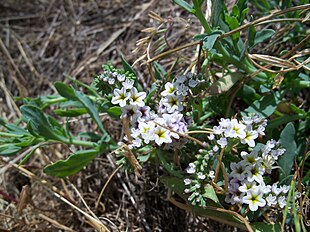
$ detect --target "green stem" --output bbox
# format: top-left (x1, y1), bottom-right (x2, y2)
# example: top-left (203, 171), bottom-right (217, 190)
top-left (67, 138), bottom-right (96, 147)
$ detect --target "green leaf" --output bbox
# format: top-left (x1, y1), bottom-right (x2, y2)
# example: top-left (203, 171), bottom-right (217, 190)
top-left (278, 123), bottom-right (297, 180)
top-left (74, 90), bottom-right (109, 141)
top-left (244, 91), bottom-right (283, 117)
top-left (224, 15), bottom-right (240, 40)
top-left (21, 105), bottom-right (68, 141)
top-left (54, 108), bottom-right (88, 117)
top-left (200, 31), bottom-right (223, 51)
top-left (54, 82), bottom-right (77, 100)
top-left (267, 114), bottom-right (306, 130)
top-left (157, 150), bottom-right (183, 178)
top-left (0, 144), bottom-right (21, 156)
top-left (43, 149), bottom-right (99, 177)
top-left (248, 25), bottom-right (257, 48)
top-left (211, 0), bottom-right (225, 28)
top-left (251, 222), bottom-right (281, 232)
top-left (121, 55), bottom-right (136, 75)
top-left (206, 72), bottom-right (242, 95)
top-left (173, 0), bottom-right (194, 13)
top-left (145, 82), bottom-right (158, 105)
top-left (254, 29), bottom-right (275, 46)
top-left (202, 184), bottom-right (220, 204)
top-left (107, 106), bottom-right (122, 118)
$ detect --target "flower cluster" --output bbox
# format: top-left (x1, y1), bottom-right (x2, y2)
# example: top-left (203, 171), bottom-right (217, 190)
top-left (209, 115), bottom-right (267, 148)
top-left (98, 68), bottom-right (200, 150)
top-left (183, 114), bottom-right (291, 213)
top-left (183, 150), bottom-right (216, 207)
top-left (226, 140), bottom-right (288, 211)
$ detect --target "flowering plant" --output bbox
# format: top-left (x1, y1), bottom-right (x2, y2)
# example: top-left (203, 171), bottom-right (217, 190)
top-left (0, 0), bottom-right (309, 231)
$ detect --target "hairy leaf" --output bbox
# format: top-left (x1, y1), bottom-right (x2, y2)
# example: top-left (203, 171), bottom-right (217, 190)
top-left (43, 149), bottom-right (99, 177)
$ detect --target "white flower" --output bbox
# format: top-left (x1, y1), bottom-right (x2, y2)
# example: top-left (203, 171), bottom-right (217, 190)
top-left (117, 74), bottom-right (126, 82)
top-left (245, 164), bottom-right (264, 184)
top-left (278, 196), bottom-right (287, 208)
top-left (184, 178), bottom-right (192, 185)
top-left (161, 82), bottom-right (176, 96)
top-left (138, 121), bottom-right (155, 144)
top-left (209, 170), bottom-right (215, 179)
top-left (207, 134), bottom-right (215, 140)
top-left (266, 194), bottom-right (277, 206)
top-left (230, 163), bottom-right (246, 180)
top-left (280, 185), bottom-right (290, 194)
top-left (241, 130), bottom-right (258, 147)
top-left (111, 87), bottom-right (130, 107)
top-left (176, 83), bottom-right (189, 96)
top-left (154, 126), bottom-right (172, 145)
top-left (213, 126), bottom-right (223, 134)
top-left (213, 145), bottom-right (219, 152)
top-left (239, 180), bottom-right (257, 193)
top-left (175, 75), bottom-right (187, 84)
top-left (242, 116), bottom-right (253, 125)
top-left (122, 78), bottom-right (134, 89)
top-left (257, 125), bottom-right (265, 136)
top-left (243, 189), bottom-right (266, 211)
top-left (186, 163), bottom-right (196, 174)
top-left (219, 118), bottom-right (231, 128)
top-left (108, 78), bottom-right (115, 85)
top-left (272, 183), bottom-right (282, 195)
top-left (188, 79), bottom-right (199, 88)
top-left (197, 172), bottom-right (206, 180)
top-left (241, 151), bottom-right (260, 166)
top-left (162, 94), bottom-right (183, 113)
top-left (129, 87), bottom-right (146, 107)
top-left (217, 137), bottom-right (227, 148)
top-left (121, 104), bottom-right (142, 123)
top-left (224, 119), bottom-right (246, 139)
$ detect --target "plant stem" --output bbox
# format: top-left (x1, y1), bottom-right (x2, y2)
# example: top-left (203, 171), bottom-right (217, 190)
top-left (65, 138), bottom-right (96, 147)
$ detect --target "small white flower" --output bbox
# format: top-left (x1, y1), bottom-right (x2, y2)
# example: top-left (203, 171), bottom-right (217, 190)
top-left (245, 164), bottom-right (264, 184)
top-left (243, 189), bottom-right (266, 211)
top-left (241, 130), bottom-right (258, 147)
top-left (161, 82), bottom-right (176, 96)
top-left (217, 137), bottom-right (227, 148)
top-left (207, 133), bottom-right (215, 140)
top-left (154, 126), bottom-right (172, 145)
top-left (117, 74), bottom-right (126, 82)
top-left (278, 196), bottom-right (287, 208)
top-left (176, 83), bottom-right (189, 96)
top-left (224, 119), bottom-right (246, 139)
top-left (266, 194), bottom-right (277, 206)
top-left (280, 185), bottom-right (290, 194)
top-left (186, 163), bottom-right (196, 174)
top-left (213, 145), bottom-right (219, 152)
top-left (213, 126), bottom-right (223, 134)
top-left (184, 178), bottom-right (192, 185)
top-left (122, 78), bottom-right (134, 89)
top-left (175, 75), bottom-right (187, 84)
top-left (162, 94), bottom-right (183, 113)
top-left (121, 104), bottom-right (142, 123)
top-left (239, 180), bottom-right (257, 193)
top-left (129, 87), bottom-right (146, 107)
top-left (197, 172), bottom-right (206, 180)
top-left (272, 183), bottom-right (282, 195)
top-left (209, 170), bottom-right (215, 179)
top-left (257, 125), bottom-right (265, 136)
top-left (188, 79), bottom-right (199, 88)
top-left (111, 87), bottom-right (130, 107)
top-left (184, 188), bottom-right (190, 193)
top-left (108, 78), bottom-right (115, 85)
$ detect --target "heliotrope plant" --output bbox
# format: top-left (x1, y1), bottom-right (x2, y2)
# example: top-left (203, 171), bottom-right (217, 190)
top-left (0, 0), bottom-right (309, 231)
